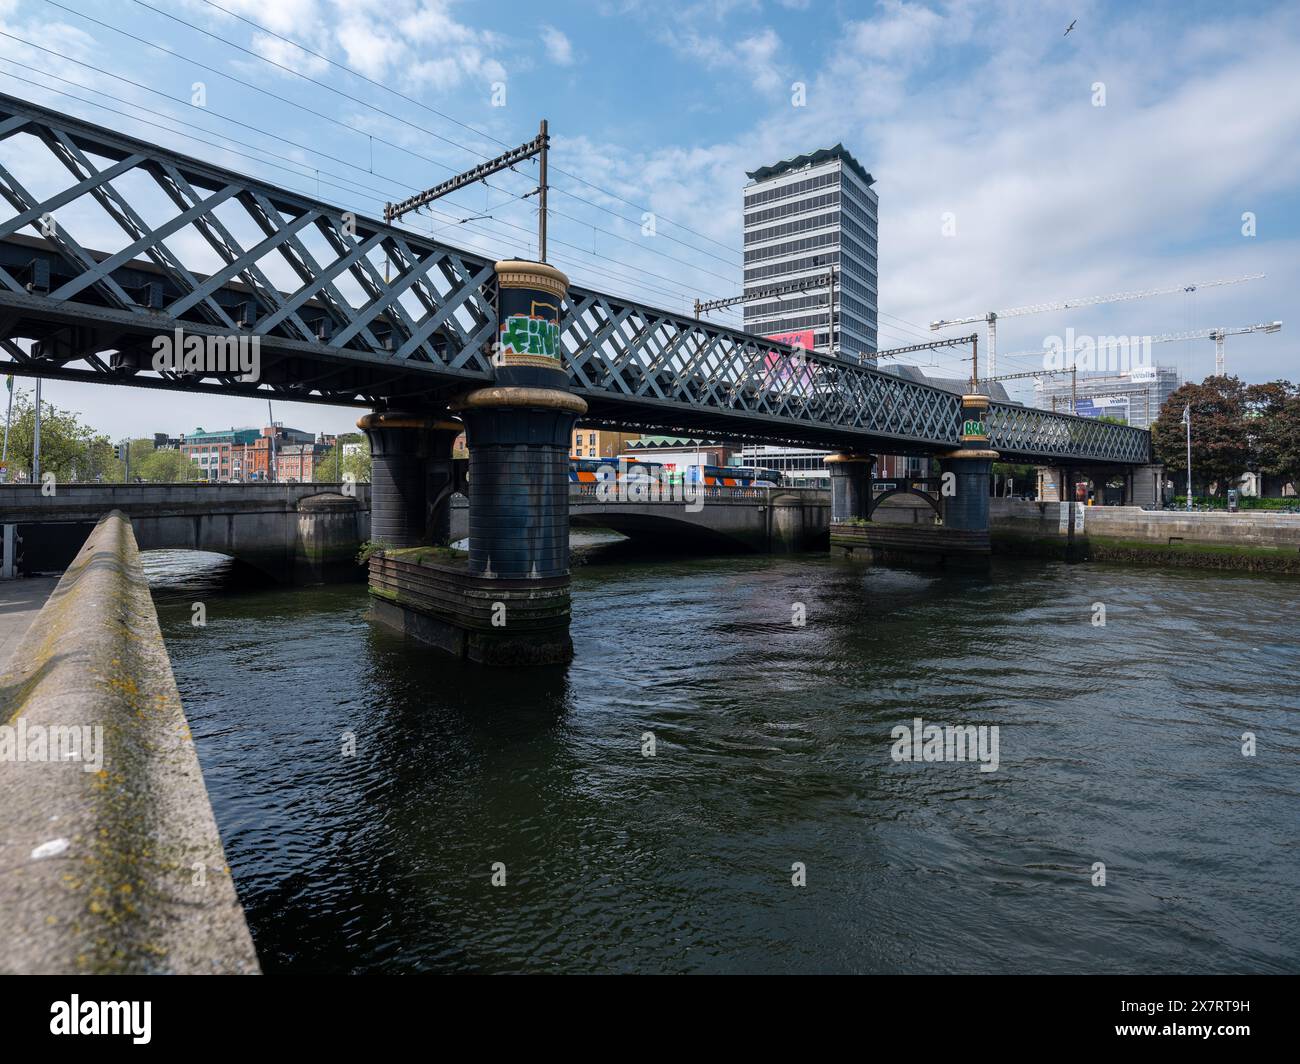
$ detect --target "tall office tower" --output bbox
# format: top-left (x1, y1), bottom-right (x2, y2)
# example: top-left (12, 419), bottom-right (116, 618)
top-left (741, 144), bottom-right (878, 359)
top-left (740, 145), bottom-right (879, 481)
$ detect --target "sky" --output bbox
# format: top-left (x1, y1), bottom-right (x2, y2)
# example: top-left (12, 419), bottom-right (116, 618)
top-left (0, 0), bottom-right (1295, 440)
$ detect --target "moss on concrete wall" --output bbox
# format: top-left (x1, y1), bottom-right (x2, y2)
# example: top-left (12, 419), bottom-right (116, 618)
top-left (0, 511), bottom-right (259, 974)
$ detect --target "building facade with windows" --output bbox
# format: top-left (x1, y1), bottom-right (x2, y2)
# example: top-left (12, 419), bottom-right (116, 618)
top-left (736, 446), bottom-right (831, 487)
top-left (742, 144), bottom-right (879, 359)
top-left (740, 145), bottom-right (880, 483)
top-left (570, 428), bottom-right (641, 460)
top-left (179, 427), bottom-right (261, 481)
top-left (180, 424), bottom-right (316, 481)
top-left (275, 441), bottom-right (333, 483)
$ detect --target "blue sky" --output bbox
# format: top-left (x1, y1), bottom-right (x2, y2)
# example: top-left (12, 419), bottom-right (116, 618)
top-left (0, 0), bottom-right (1295, 439)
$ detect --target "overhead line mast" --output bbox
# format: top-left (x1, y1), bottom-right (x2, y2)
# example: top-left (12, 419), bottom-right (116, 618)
top-left (386, 120), bottom-right (550, 262)
top-left (696, 270), bottom-right (838, 356)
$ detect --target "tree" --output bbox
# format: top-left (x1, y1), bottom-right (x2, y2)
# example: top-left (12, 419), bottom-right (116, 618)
top-left (136, 446), bottom-right (202, 483)
top-left (1152, 375), bottom-right (1250, 497)
top-left (1, 388), bottom-right (117, 483)
top-left (992, 459), bottom-right (1036, 496)
top-left (1246, 379), bottom-right (1300, 492)
top-left (313, 439), bottom-right (370, 483)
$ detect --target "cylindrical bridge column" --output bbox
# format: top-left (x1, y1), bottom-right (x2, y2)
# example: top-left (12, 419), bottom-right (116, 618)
top-left (365, 260), bottom-right (588, 664)
top-left (457, 387), bottom-right (586, 577)
top-left (826, 453), bottom-right (874, 522)
top-left (940, 394), bottom-right (998, 536)
top-left (456, 259), bottom-right (587, 580)
top-left (357, 412), bottom-right (463, 548)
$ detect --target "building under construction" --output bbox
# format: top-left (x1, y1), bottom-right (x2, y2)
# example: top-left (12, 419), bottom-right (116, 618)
top-left (1032, 366), bottom-right (1181, 430)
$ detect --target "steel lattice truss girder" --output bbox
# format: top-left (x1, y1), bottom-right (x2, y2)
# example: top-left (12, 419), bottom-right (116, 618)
top-left (0, 92), bottom-right (1151, 465)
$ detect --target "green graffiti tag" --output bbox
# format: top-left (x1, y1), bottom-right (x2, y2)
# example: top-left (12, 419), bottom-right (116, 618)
top-left (499, 314), bottom-right (560, 358)
top-left (962, 419), bottom-right (986, 437)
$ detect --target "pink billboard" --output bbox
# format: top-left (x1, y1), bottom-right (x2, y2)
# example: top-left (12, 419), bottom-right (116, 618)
top-left (761, 330), bottom-right (817, 392)
top-left (762, 329), bottom-right (815, 352)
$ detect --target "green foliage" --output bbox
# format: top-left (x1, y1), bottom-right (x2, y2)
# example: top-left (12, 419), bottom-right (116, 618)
top-left (313, 440), bottom-right (370, 483)
top-left (135, 446), bottom-right (202, 483)
top-left (1152, 376), bottom-right (1251, 496)
top-left (356, 539), bottom-right (391, 565)
top-left (1172, 494), bottom-right (1298, 511)
top-left (1, 387), bottom-right (116, 482)
top-left (1245, 380), bottom-right (1300, 489)
top-left (1153, 376), bottom-right (1300, 496)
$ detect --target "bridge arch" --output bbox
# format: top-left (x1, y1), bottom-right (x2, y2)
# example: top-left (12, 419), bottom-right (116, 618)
top-left (866, 486), bottom-right (942, 520)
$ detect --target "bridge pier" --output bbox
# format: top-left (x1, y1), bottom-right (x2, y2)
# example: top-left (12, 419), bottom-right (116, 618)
top-left (826, 453), bottom-right (874, 522)
top-left (1124, 463), bottom-right (1165, 507)
top-left (366, 260), bottom-right (586, 665)
top-left (359, 412), bottom-right (463, 548)
top-left (831, 395), bottom-right (997, 568)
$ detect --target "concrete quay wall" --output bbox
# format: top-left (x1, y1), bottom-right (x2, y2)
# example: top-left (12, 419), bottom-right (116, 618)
top-left (989, 498), bottom-right (1300, 573)
top-left (0, 511), bottom-right (258, 974)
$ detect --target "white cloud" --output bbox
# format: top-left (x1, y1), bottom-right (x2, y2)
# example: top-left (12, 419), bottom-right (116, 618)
top-left (541, 26), bottom-right (574, 67)
top-left (249, 32), bottom-right (332, 77)
top-left (845, 0), bottom-right (948, 64)
top-left (669, 25), bottom-right (787, 94)
top-left (564, 1), bottom-right (1300, 382)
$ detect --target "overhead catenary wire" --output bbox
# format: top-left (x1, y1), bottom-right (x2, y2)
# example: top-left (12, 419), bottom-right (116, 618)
top-left (185, 0), bottom-right (743, 260)
top-left (120, 0), bottom-right (742, 269)
top-left (13, 6), bottom-right (964, 357)
top-left (32, 2), bottom-right (746, 291)
top-left (0, 71), bottom-right (737, 322)
top-left (0, 46), bottom-right (744, 321)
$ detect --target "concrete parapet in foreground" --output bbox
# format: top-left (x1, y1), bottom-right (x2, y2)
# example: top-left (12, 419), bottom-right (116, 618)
top-left (0, 510), bottom-right (258, 974)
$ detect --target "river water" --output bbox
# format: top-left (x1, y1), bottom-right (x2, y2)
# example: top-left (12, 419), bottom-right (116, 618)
top-left (144, 540), bottom-right (1300, 974)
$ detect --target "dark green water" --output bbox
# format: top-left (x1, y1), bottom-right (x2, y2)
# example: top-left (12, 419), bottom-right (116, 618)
top-left (145, 542), bottom-right (1300, 974)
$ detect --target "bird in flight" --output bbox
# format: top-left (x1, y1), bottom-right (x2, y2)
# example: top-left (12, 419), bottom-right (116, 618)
top-left (1064, 19), bottom-right (1077, 36)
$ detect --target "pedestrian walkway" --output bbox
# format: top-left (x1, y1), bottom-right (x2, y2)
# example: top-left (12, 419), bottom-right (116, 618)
top-left (0, 576), bottom-right (59, 674)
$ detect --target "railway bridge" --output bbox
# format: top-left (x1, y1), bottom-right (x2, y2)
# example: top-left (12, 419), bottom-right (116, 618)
top-left (0, 93), bottom-right (1154, 662)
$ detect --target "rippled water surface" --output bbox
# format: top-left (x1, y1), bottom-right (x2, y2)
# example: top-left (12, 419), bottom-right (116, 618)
top-left (145, 544), bottom-right (1300, 973)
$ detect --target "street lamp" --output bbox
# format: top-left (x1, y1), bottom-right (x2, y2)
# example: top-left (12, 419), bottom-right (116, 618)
top-left (1182, 404), bottom-right (1192, 512)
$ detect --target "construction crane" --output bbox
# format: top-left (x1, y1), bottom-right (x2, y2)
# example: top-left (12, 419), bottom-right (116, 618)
top-left (995, 319), bottom-right (1283, 383)
top-left (1142, 321), bottom-right (1282, 375)
top-left (928, 273), bottom-right (1265, 377)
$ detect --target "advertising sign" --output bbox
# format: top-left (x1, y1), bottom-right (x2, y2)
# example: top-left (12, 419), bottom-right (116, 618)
top-left (1074, 396), bottom-right (1130, 423)
top-left (762, 329), bottom-right (814, 352)
top-left (761, 330), bottom-right (817, 393)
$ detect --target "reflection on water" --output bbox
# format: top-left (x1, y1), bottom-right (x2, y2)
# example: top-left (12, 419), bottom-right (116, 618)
top-left (144, 546), bottom-right (1300, 974)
